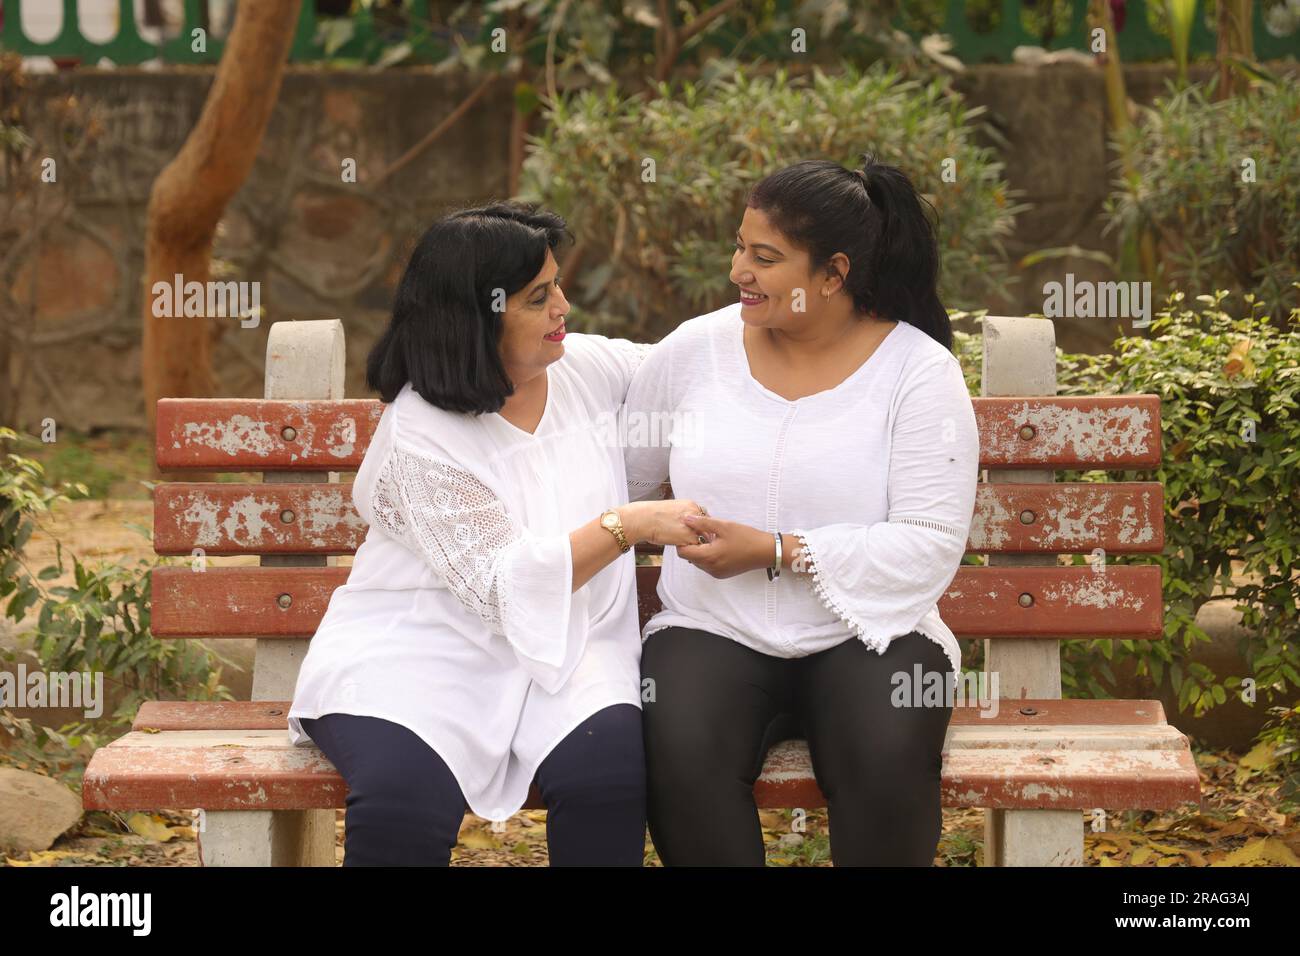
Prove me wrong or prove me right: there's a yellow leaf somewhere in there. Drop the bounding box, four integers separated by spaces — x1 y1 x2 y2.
4 849 84 866
126 812 175 842
1239 739 1278 772
1212 838 1300 867
1222 338 1258 380
1098 855 1121 866
1131 846 1155 865
458 828 501 850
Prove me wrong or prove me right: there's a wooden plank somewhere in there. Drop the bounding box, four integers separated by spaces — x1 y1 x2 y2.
154 481 1163 556
639 565 1164 638
968 482 1163 553
151 565 1164 639
83 722 1200 812
131 697 1172 732
155 398 383 471
976 396 1161 469
154 483 367 555
154 396 1160 470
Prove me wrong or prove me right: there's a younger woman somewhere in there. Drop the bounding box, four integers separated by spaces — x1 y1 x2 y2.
625 156 980 866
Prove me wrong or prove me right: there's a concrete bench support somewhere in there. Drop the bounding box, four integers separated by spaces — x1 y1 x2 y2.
201 319 344 867
981 315 1075 866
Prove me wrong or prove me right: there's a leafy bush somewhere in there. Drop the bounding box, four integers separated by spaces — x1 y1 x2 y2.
952 290 1300 720
1251 703 1300 811
1106 76 1300 318
1 428 235 754
521 62 1022 339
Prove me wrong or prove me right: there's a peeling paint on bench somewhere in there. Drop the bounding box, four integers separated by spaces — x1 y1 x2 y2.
155 483 368 554
976 396 1161 468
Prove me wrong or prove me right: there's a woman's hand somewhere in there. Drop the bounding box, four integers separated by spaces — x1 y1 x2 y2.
620 499 708 548
675 514 774 579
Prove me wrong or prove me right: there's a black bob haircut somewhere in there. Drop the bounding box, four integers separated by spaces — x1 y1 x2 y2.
746 153 953 351
366 200 573 413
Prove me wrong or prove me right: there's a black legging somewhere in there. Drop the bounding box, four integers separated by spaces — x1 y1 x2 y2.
641 627 953 866
298 703 646 866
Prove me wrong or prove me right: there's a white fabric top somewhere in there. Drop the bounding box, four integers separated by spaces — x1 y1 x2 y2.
624 302 980 678
287 333 652 821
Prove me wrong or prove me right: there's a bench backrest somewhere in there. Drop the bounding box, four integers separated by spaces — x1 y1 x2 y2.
151 318 1164 701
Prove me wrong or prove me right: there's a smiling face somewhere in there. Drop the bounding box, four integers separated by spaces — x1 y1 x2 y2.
496 247 570 384
730 205 851 329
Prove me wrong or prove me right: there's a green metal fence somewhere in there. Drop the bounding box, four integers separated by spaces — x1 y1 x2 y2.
1 0 1295 66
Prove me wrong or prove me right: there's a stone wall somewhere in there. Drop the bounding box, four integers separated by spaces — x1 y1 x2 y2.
2 61 1289 432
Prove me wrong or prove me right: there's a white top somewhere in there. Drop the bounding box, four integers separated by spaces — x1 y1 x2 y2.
623 302 980 678
287 333 651 822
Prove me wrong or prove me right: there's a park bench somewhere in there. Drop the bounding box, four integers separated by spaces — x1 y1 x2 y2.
82 316 1201 865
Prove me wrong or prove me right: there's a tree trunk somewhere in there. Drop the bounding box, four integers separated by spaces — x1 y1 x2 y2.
141 1 302 441
1216 0 1256 101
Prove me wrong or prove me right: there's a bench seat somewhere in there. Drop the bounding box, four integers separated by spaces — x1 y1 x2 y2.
82 698 1200 813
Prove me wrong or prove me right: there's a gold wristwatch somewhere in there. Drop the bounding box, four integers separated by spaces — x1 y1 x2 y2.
600 508 631 553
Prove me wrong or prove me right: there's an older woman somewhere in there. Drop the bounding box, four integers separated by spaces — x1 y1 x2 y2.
288 201 703 866
624 155 981 866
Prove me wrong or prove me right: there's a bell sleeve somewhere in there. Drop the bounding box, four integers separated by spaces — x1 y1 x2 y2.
790 355 979 668
369 442 589 695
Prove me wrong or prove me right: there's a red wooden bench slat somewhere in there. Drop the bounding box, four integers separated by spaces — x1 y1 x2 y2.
150 565 1164 639
976 395 1161 469
968 482 1163 553
154 483 369 555
155 398 383 471
153 481 1164 556
131 698 1172 732
154 396 1161 471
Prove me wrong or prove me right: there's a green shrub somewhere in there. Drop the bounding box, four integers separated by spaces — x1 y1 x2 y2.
521 62 1023 339
1106 76 1300 318
1 428 235 759
952 291 1300 719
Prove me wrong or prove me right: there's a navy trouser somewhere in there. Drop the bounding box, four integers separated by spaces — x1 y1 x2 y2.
298 703 646 866
641 627 954 866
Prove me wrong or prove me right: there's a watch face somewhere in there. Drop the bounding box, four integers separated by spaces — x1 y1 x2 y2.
601 512 618 529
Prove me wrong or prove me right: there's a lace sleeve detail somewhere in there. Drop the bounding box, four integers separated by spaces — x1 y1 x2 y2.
370 446 520 634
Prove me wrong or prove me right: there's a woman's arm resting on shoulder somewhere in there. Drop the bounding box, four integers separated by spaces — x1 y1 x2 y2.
569 332 655 407
622 335 677 502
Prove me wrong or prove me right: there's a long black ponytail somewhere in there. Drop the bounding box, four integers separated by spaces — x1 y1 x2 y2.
746 153 952 350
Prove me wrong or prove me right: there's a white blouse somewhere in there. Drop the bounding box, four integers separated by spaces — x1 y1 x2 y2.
623 302 980 678
287 333 652 822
